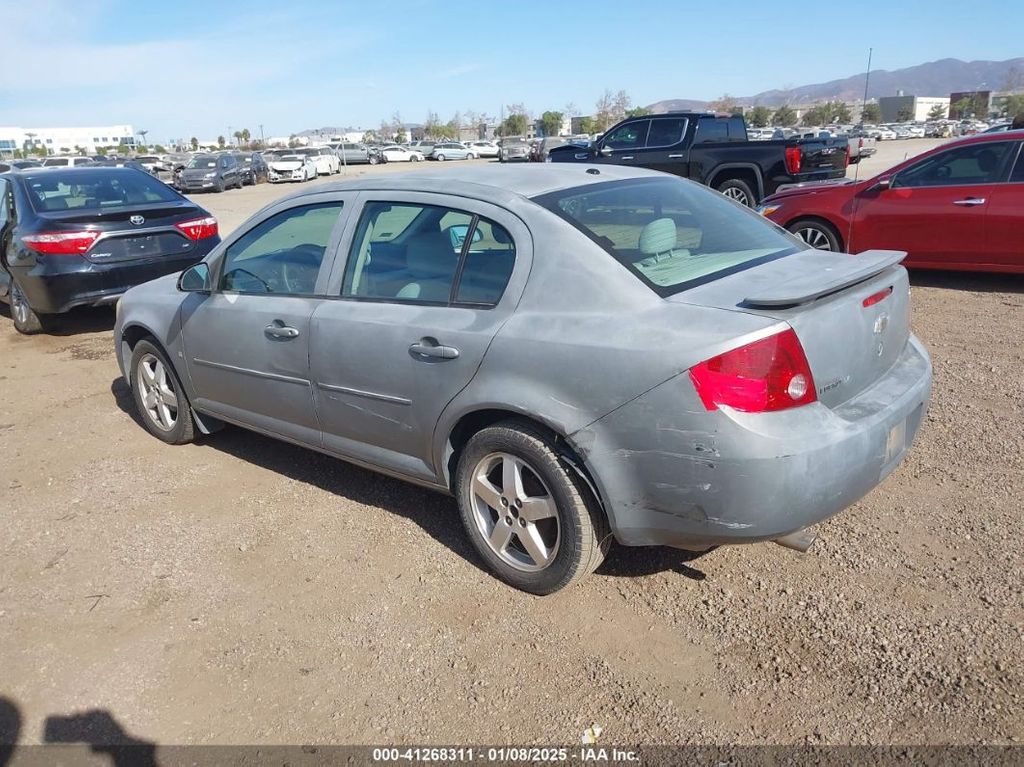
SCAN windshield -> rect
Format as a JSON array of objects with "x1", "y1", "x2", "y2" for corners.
[
  {"x1": 23, "y1": 169, "x2": 180, "y2": 212},
  {"x1": 186, "y1": 156, "x2": 217, "y2": 169},
  {"x1": 532, "y1": 177, "x2": 800, "y2": 295}
]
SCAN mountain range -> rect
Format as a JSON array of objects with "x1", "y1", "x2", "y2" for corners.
[{"x1": 648, "y1": 57, "x2": 1024, "y2": 112}]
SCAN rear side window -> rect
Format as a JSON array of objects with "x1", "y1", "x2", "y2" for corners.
[
  {"x1": 22, "y1": 170, "x2": 180, "y2": 212},
  {"x1": 896, "y1": 141, "x2": 1014, "y2": 188},
  {"x1": 533, "y1": 177, "x2": 799, "y2": 296},
  {"x1": 646, "y1": 118, "x2": 687, "y2": 147},
  {"x1": 694, "y1": 118, "x2": 729, "y2": 143},
  {"x1": 342, "y1": 202, "x2": 515, "y2": 306}
]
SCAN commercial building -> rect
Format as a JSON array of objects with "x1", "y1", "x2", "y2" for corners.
[
  {"x1": 0, "y1": 125, "x2": 138, "y2": 157},
  {"x1": 877, "y1": 95, "x2": 950, "y2": 122}
]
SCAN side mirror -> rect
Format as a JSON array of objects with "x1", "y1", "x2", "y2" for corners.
[
  {"x1": 872, "y1": 177, "x2": 893, "y2": 192},
  {"x1": 178, "y1": 263, "x2": 211, "y2": 293},
  {"x1": 598, "y1": 145, "x2": 613, "y2": 157}
]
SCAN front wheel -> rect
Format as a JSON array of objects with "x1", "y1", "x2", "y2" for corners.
[
  {"x1": 410, "y1": 155, "x2": 420, "y2": 162},
  {"x1": 715, "y1": 178, "x2": 756, "y2": 207},
  {"x1": 436, "y1": 154, "x2": 446, "y2": 161},
  {"x1": 368, "y1": 155, "x2": 379, "y2": 165},
  {"x1": 9, "y1": 281, "x2": 45, "y2": 334},
  {"x1": 130, "y1": 340, "x2": 195, "y2": 445},
  {"x1": 455, "y1": 421, "x2": 609, "y2": 594},
  {"x1": 787, "y1": 218, "x2": 843, "y2": 252}
]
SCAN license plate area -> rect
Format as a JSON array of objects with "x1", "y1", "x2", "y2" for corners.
[{"x1": 883, "y1": 418, "x2": 907, "y2": 468}]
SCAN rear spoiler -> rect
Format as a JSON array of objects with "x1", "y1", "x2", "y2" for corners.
[{"x1": 742, "y1": 250, "x2": 906, "y2": 307}]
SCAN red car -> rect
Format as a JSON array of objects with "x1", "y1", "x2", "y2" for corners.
[{"x1": 757, "y1": 131, "x2": 1024, "y2": 273}]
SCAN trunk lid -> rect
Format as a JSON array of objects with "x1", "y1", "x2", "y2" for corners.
[
  {"x1": 670, "y1": 249, "x2": 911, "y2": 408},
  {"x1": 38, "y1": 201, "x2": 206, "y2": 264}
]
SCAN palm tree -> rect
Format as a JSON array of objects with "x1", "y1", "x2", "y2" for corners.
[
  {"x1": 190, "y1": 137, "x2": 199, "y2": 151},
  {"x1": 217, "y1": 135, "x2": 226, "y2": 149},
  {"x1": 241, "y1": 128, "x2": 251, "y2": 147},
  {"x1": 232, "y1": 130, "x2": 243, "y2": 146}
]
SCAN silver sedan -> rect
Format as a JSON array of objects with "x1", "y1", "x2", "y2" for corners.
[{"x1": 114, "y1": 166, "x2": 931, "y2": 594}]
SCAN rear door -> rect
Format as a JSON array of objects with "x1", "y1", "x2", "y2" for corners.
[
  {"x1": 850, "y1": 140, "x2": 1016, "y2": 267},
  {"x1": 983, "y1": 141, "x2": 1024, "y2": 269},
  {"x1": 181, "y1": 196, "x2": 350, "y2": 442},
  {"x1": 309, "y1": 192, "x2": 527, "y2": 481},
  {"x1": 633, "y1": 116, "x2": 689, "y2": 175}
]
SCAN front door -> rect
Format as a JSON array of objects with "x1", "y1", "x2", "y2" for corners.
[
  {"x1": 850, "y1": 140, "x2": 1017, "y2": 267},
  {"x1": 310, "y1": 194, "x2": 526, "y2": 482},
  {"x1": 593, "y1": 119, "x2": 650, "y2": 168},
  {"x1": 181, "y1": 198, "x2": 348, "y2": 443}
]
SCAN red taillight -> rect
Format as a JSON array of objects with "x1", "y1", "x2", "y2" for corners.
[
  {"x1": 862, "y1": 286, "x2": 893, "y2": 307},
  {"x1": 784, "y1": 146, "x2": 802, "y2": 174},
  {"x1": 175, "y1": 216, "x2": 218, "y2": 241},
  {"x1": 21, "y1": 230, "x2": 100, "y2": 255},
  {"x1": 689, "y1": 328, "x2": 817, "y2": 413}
]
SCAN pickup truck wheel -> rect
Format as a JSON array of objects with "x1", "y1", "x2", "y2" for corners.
[
  {"x1": 455, "y1": 420, "x2": 610, "y2": 594},
  {"x1": 787, "y1": 218, "x2": 842, "y2": 252},
  {"x1": 716, "y1": 178, "x2": 756, "y2": 207}
]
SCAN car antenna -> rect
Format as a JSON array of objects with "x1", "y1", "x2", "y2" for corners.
[{"x1": 849, "y1": 47, "x2": 873, "y2": 252}]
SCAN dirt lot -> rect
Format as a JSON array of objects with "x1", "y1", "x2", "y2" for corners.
[{"x1": 1, "y1": 140, "x2": 1021, "y2": 749}]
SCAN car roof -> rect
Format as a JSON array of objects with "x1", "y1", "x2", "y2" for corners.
[{"x1": 303, "y1": 164, "x2": 664, "y2": 201}]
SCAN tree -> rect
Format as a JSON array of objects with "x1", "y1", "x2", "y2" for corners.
[
  {"x1": 830, "y1": 101, "x2": 852, "y2": 123},
  {"x1": 594, "y1": 89, "x2": 617, "y2": 131},
  {"x1": 927, "y1": 103, "x2": 947, "y2": 120},
  {"x1": 748, "y1": 105, "x2": 772, "y2": 127},
  {"x1": 424, "y1": 110, "x2": 442, "y2": 138},
  {"x1": 95, "y1": 146, "x2": 108, "y2": 157},
  {"x1": 217, "y1": 135, "x2": 226, "y2": 149},
  {"x1": 564, "y1": 102, "x2": 580, "y2": 118},
  {"x1": 896, "y1": 106, "x2": 914, "y2": 122},
  {"x1": 772, "y1": 104, "x2": 797, "y2": 126},
  {"x1": 626, "y1": 107, "x2": 651, "y2": 118},
  {"x1": 232, "y1": 130, "x2": 242, "y2": 146},
  {"x1": 154, "y1": 144, "x2": 167, "y2": 153},
  {"x1": 707, "y1": 93, "x2": 737, "y2": 115},
  {"x1": 190, "y1": 136, "x2": 199, "y2": 151},
  {"x1": 539, "y1": 110, "x2": 564, "y2": 137},
  {"x1": 395, "y1": 128, "x2": 407, "y2": 144},
  {"x1": 577, "y1": 116, "x2": 598, "y2": 135},
  {"x1": 1001, "y1": 93, "x2": 1024, "y2": 119},
  {"x1": 362, "y1": 130, "x2": 379, "y2": 144},
  {"x1": 860, "y1": 102, "x2": 881, "y2": 123},
  {"x1": 241, "y1": 128, "x2": 251, "y2": 145},
  {"x1": 951, "y1": 97, "x2": 975, "y2": 119},
  {"x1": 499, "y1": 112, "x2": 529, "y2": 137},
  {"x1": 73, "y1": 145, "x2": 86, "y2": 156}
]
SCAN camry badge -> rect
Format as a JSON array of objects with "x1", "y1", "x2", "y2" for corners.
[{"x1": 130, "y1": 215, "x2": 145, "y2": 226}]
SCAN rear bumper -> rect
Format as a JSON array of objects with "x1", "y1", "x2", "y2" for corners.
[
  {"x1": 12, "y1": 245, "x2": 216, "y2": 315},
  {"x1": 573, "y1": 335, "x2": 932, "y2": 549}
]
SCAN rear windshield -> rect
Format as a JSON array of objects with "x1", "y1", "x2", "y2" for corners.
[
  {"x1": 532, "y1": 177, "x2": 800, "y2": 295},
  {"x1": 22, "y1": 169, "x2": 180, "y2": 212}
]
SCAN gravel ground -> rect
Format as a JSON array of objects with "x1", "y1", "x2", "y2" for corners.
[{"x1": 0, "y1": 140, "x2": 1020, "y2": 750}]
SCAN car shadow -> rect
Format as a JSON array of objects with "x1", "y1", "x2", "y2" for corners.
[
  {"x1": 110, "y1": 376, "x2": 715, "y2": 584},
  {"x1": 0, "y1": 303, "x2": 115, "y2": 336},
  {"x1": 0, "y1": 695, "x2": 157, "y2": 767},
  {"x1": 909, "y1": 269, "x2": 1024, "y2": 295}
]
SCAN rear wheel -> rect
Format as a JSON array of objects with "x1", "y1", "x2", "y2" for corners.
[
  {"x1": 787, "y1": 218, "x2": 842, "y2": 252},
  {"x1": 130, "y1": 340, "x2": 195, "y2": 445},
  {"x1": 436, "y1": 154, "x2": 446, "y2": 161},
  {"x1": 9, "y1": 281, "x2": 45, "y2": 334},
  {"x1": 455, "y1": 420, "x2": 609, "y2": 594},
  {"x1": 716, "y1": 178, "x2": 756, "y2": 207}
]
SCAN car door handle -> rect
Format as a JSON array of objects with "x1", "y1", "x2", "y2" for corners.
[
  {"x1": 668, "y1": 153, "x2": 684, "y2": 158},
  {"x1": 264, "y1": 323, "x2": 300, "y2": 339},
  {"x1": 952, "y1": 198, "x2": 986, "y2": 206},
  {"x1": 409, "y1": 338, "x2": 459, "y2": 360},
  {"x1": 620, "y1": 155, "x2": 634, "y2": 160}
]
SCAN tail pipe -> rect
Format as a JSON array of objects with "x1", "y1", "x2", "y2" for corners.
[{"x1": 774, "y1": 527, "x2": 818, "y2": 553}]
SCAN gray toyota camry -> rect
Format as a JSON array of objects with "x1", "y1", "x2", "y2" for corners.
[{"x1": 114, "y1": 165, "x2": 931, "y2": 594}]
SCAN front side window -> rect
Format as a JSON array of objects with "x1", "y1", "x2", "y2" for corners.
[
  {"x1": 342, "y1": 202, "x2": 515, "y2": 306},
  {"x1": 533, "y1": 177, "x2": 799, "y2": 296},
  {"x1": 603, "y1": 121, "x2": 649, "y2": 151},
  {"x1": 895, "y1": 141, "x2": 1014, "y2": 188},
  {"x1": 1005, "y1": 145, "x2": 1024, "y2": 183},
  {"x1": 219, "y1": 202, "x2": 344, "y2": 295}
]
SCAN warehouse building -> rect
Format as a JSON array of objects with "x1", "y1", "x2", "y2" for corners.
[
  {"x1": 877, "y1": 94, "x2": 950, "y2": 122},
  {"x1": 0, "y1": 125, "x2": 138, "y2": 157}
]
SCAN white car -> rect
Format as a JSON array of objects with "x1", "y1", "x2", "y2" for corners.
[
  {"x1": 267, "y1": 153, "x2": 317, "y2": 183},
  {"x1": 302, "y1": 147, "x2": 340, "y2": 175},
  {"x1": 906, "y1": 125, "x2": 926, "y2": 138},
  {"x1": 41, "y1": 156, "x2": 95, "y2": 168},
  {"x1": 380, "y1": 145, "x2": 424, "y2": 163},
  {"x1": 463, "y1": 140, "x2": 500, "y2": 158},
  {"x1": 874, "y1": 127, "x2": 897, "y2": 140}
]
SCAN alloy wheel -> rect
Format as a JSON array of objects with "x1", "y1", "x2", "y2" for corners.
[
  {"x1": 470, "y1": 452, "x2": 560, "y2": 572},
  {"x1": 10, "y1": 283, "x2": 30, "y2": 327},
  {"x1": 136, "y1": 353, "x2": 179, "y2": 431},
  {"x1": 722, "y1": 187, "x2": 752, "y2": 206},
  {"x1": 794, "y1": 226, "x2": 834, "y2": 250}
]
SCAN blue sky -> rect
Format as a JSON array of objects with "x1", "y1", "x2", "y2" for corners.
[{"x1": 2, "y1": 0, "x2": 1022, "y2": 142}]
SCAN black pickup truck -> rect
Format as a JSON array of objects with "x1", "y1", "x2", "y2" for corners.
[{"x1": 548, "y1": 112, "x2": 849, "y2": 206}]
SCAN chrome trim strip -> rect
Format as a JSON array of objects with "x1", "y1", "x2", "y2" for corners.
[
  {"x1": 192, "y1": 357, "x2": 309, "y2": 386},
  {"x1": 316, "y1": 381, "x2": 411, "y2": 406}
]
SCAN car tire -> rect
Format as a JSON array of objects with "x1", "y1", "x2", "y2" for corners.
[
  {"x1": 715, "y1": 178, "x2": 756, "y2": 207},
  {"x1": 215, "y1": 179, "x2": 225, "y2": 193},
  {"x1": 369, "y1": 155, "x2": 379, "y2": 165},
  {"x1": 9, "y1": 280, "x2": 46, "y2": 335},
  {"x1": 468, "y1": 153, "x2": 477, "y2": 160},
  {"x1": 411, "y1": 155, "x2": 420, "y2": 162},
  {"x1": 455, "y1": 420, "x2": 610, "y2": 594},
  {"x1": 787, "y1": 218, "x2": 843, "y2": 252},
  {"x1": 129, "y1": 339, "x2": 196, "y2": 445},
  {"x1": 436, "y1": 154, "x2": 446, "y2": 161}
]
